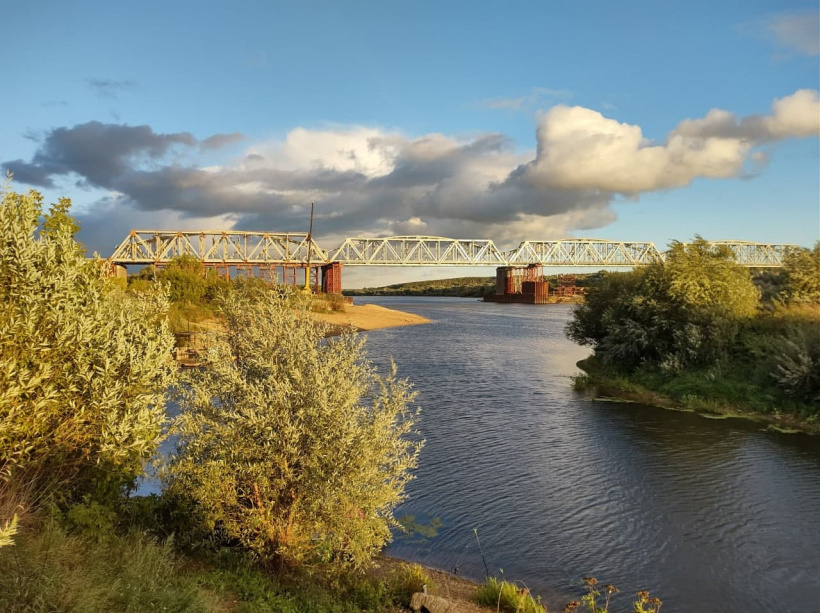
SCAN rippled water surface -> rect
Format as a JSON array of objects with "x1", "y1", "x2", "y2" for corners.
[{"x1": 354, "y1": 296, "x2": 820, "y2": 613}]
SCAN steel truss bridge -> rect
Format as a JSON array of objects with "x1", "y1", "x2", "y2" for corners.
[{"x1": 109, "y1": 231, "x2": 797, "y2": 268}]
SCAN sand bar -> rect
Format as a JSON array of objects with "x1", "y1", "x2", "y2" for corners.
[{"x1": 312, "y1": 303, "x2": 430, "y2": 335}]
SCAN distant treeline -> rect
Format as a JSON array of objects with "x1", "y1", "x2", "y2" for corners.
[{"x1": 345, "y1": 273, "x2": 602, "y2": 297}]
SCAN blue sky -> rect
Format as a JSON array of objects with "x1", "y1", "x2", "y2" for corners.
[{"x1": 2, "y1": 1, "x2": 818, "y2": 285}]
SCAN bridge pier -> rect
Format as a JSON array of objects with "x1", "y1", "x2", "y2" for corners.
[
  {"x1": 321, "y1": 262, "x2": 342, "y2": 294},
  {"x1": 485, "y1": 265, "x2": 549, "y2": 304}
]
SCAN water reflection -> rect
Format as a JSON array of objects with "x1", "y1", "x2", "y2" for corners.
[{"x1": 355, "y1": 296, "x2": 820, "y2": 613}]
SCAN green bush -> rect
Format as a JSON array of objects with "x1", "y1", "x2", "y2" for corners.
[
  {"x1": 567, "y1": 237, "x2": 759, "y2": 374},
  {"x1": 771, "y1": 323, "x2": 820, "y2": 403},
  {"x1": 165, "y1": 287, "x2": 422, "y2": 572},
  {"x1": 780, "y1": 242, "x2": 820, "y2": 304},
  {"x1": 387, "y1": 562, "x2": 436, "y2": 605},
  {"x1": 0, "y1": 185, "x2": 175, "y2": 505}
]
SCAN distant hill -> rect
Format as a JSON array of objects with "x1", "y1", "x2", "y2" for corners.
[
  {"x1": 344, "y1": 276, "x2": 495, "y2": 297},
  {"x1": 344, "y1": 272, "x2": 605, "y2": 297}
]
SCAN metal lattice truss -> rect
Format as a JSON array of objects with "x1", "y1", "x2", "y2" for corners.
[
  {"x1": 109, "y1": 231, "x2": 797, "y2": 268},
  {"x1": 110, "y1": 231, "x2": 328, "y2": 265},
  {"x1": 329, "y1": 237, "x2": 508, "y2": 266},
  {"x1": 505, "y1": 240, "x2": 663, "y2": 267},
  {"x1": 706, "y1": 241, "x2": 797, "y2": 268}
]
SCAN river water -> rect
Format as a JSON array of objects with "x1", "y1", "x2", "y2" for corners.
[{"x1": 353, "y1": 296, "x2": 820, "y2": 613}]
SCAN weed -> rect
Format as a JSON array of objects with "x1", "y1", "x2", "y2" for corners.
[
  {"x1": 0, "y1": 520, "x2": 213, "y2": 612},
  {"x1": 386, "y1": 562, "x2": 436, "y2": 605},
  {"x1": 475, "y1": 576, "x2": 544, "y2": 613}
]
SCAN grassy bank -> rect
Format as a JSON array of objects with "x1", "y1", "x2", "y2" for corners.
[
  {"x1": 2, "y1": 512, "x2": 663, "y2": 613},
  {"x1": 0, "y1": 516, "x2": 429, "y2": 612},
  {"x1": 574, "y1": 355, "x2": 819, "y2": 435}
]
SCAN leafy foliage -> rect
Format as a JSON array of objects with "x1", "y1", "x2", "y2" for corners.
[
  {"x1": 134, "y1": 254, "x2": 230, "y2": 305},
  {"x1": 780, "y1": 242, "x2": 820, "y2": 304},
  {"x1": 0, "y1": 186, "x2": 176, "y2": 503},
  {"x1": 165, "y1": 287, "x2": 422, "y2": 572},
  {"x1": 771, "y1": 322, "x2": 820, "y2": 403},
  {"x1": 567, "y1": 238, "x2": 759, "y2": 374}
]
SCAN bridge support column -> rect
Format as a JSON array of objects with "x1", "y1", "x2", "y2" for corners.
[
  {"x1": 321, "y1": 262, "x2": 342, "y2": 294},
  {"x1": 485, "y1": 265, "x2": 548, "y2": 304}
]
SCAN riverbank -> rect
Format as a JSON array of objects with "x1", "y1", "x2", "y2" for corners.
[
  {"x1": 312, "y1": 302, "x2": 431, "y2": 335},
  {"x1": 0, "y1": 513, "x2": 494, "y2": 613},
  {"x1": 575, "y1": 356, "x2": 820, "y2": 435}
]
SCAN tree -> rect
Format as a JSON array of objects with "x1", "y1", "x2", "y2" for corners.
[
  {"x1": 781, "y1": 242, "x2": 820, "y2": 304},
  {"x1": 660, "y1": 237, "x2": 759, "y2": 318},
  {"x1": 567, "y1": 238, "x2": 760, "y2": 373},
  {"x1": 0, "y1": 185, "x2": 176, "y2": 503},
  {"x1": 165, "y1": 287, "x2": 422, "y2": 571},
  {"x1": 149, "y1": 255, "x2": 230, "y2": 304}
]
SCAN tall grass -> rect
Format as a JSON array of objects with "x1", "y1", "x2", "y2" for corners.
[
  {"x1": 475, "y1": 576, "x2": 544, "y2": 613},
  {"x1": 0, "y1": 521, "x2": 212, "y2": 612}
]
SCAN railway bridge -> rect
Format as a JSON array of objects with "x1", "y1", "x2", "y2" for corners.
[{"x1": 108, "y1": 231, "x2": 797, "y2": 294}]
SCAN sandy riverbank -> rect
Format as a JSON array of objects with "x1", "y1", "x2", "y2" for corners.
[{"x1": 312, "y1": 303, "x2": 431, "y2": 335}]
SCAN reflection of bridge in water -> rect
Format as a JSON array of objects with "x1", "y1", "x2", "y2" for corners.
[{"x1": 109, "y1": 231, "x2": 798, "y2": 293}]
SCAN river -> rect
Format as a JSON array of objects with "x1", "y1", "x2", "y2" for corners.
[{"x1": 352, "y1": 296, "x2": 820, "y2": 613}]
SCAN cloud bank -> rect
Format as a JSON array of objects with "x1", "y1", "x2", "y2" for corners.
[{"x1": 3, "y1": 90, "x2": 818, "y2": 253}]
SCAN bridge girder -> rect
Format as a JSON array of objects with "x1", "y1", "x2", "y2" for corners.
[
  {"x1": 108, "y1": 231, "x2": 798, "y2": 268},
  {"x1": 110, "y1": 230, "x2": 328, "y2": 265}
]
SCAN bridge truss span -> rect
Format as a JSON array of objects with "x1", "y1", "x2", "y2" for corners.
[
  {"x1": 506, "y1": 239, "x2": 663, "y2": 267},
  {"x1": 109, "y1": 231, "x2": 799, "y2": 269},
  {"x1": 329, "y1": 236, "x2": 508, "y2": 266},
  {"x1": 110, "y1": 230, "x2": 328, "y2": 265},
  {"x1": 706, "y1": 241, "x2": 798, "y2": 268}
]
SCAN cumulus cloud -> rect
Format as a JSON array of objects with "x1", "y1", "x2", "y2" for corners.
[
  {"x1": 3, "y1": 89, "x2": 818, "y2": 254},
  {"x1": 522, "y1": 89, "x2": 820, "y2": 193}
]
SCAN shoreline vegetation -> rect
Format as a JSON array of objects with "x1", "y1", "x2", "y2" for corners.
[
  {"x1": 574, "y1": 356, "x2": 820, "y2": 436},
  {"x1": 567, "y1": 238, "x2": 820, "y2": 436}
]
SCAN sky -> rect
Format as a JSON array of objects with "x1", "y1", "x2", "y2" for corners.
[{"x1": 2, "y1": 1, "x2": 819, "y2": 287}]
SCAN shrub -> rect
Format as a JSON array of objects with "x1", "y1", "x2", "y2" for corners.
[
  {"x1": 567, "y1": 238, "x2": 759, "y2": 373},
  {"x1": 387, "y1": 562, "x2": 436, "y2": 605},
  {"x1": 780, "y1": 242, "x2": 820, "y2": 304},
  {"x1": 475, "y1": 576, "x2": 544, "y2": 613},
  {"x1": 771, "y1": 324, "x2": 820, "y2": 403},
  {"x1": 165, "y1": 287, "x2": 422, "y2": 572},
  {"x1": 0, "y1": 185, "x2": 176, "y2": 505}
]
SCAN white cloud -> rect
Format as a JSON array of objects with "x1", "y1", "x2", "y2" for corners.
[
  {"x1": 523, "y1": 89, "x2": 820, "y2": 194},
  {"x1": 6, "y1": 89, "x2": 818, "y2": 256}
]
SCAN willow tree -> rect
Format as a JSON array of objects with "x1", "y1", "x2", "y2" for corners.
[
  {"x1": 568, "y1": 237, "x2": 760, "y2": 373},
  {"x1": 0, "y1": 184, "x2": 175, "y2": 505},
  {"x1": 165, "y1": 288, "x2": 422, "y2": 571}
]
